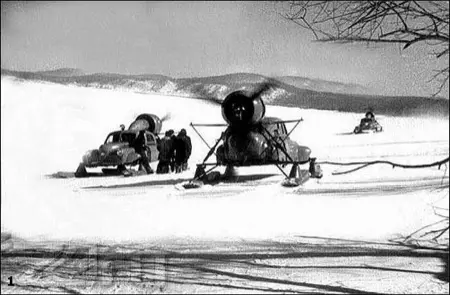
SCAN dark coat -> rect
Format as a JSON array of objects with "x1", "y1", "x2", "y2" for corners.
[
  {"x1": 134, "y1": 132, "x2": 146, "y2": 153},
  {"x1": 158, "y1": 136, "x2": 174, "y2": 162},
  {"x1": 170, "y1": 135, "x2": 177, "y2": 158},
  {"x1": 174, "y1": 134, "x2": 192, "y2": 163}
]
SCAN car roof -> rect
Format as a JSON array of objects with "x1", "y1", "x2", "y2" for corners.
[{"x1": 107, "y1": 130, "x2": 137, "y2": 136}]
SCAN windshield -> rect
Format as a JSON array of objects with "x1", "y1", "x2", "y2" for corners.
[
  {"x1": 104, "y1": 131, "x2": 136, "y2": 145},
  {"x1": 121, "y1": 132, "x2": 136, "y2": 145},
  {"x1": 105, "y1": 132, "x2": 121, "y2": 144}
]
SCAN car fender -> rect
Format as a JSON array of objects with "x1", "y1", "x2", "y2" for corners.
[{"x1": 82, "y1": 149, "x2": 100, "y2": 165}]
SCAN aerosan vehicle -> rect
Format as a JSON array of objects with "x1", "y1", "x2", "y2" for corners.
[
  {"x1": 185, "y1": 82, "x2": 323, "y2": 188},
  {"x1": 353, "y1": 111, "x2": 383, "y2": 134},
  {"x1": 75, "y1": 114, "x2": 161, "y2": 177}
]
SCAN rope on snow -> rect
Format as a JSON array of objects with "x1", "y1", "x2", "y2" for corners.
[{"x1": 316, "y1": 157, "x2": 450, "y2": 176}]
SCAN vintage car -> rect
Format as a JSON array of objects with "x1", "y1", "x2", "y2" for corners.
[
  {"x1": 75, "y1": 114, "x2": 161, "y2": 177},
  {"x1": 353, "y1": 118, "x2": 383, "y2": 134}
]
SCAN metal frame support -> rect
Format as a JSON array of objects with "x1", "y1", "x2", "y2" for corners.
[
  {"x1": 192, "y1": 164, "x2": 219, "y2": 181},
  {"x1": 286, "y1": 118, "x2": 303, "y2": 138},
  {"x1": 190, "y1": 122, "x2": 212, "y2": 149},
  {"x1": 274, "y1": 164, "x2": 290, "y2": 178},
  {"x1": 289, "y1": 163, "x2": 300, "y2": 178},
  {"x1": 261, "y1": 126, "x2": 295, "y2": 163},
  {"x1": 201, "y1": 130, "x2": 226, "y2": 164}
]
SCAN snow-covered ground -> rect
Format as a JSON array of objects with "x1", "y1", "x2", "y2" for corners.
[
  {"x1": 1, "y1": 76, "x2": 448, "y2": 243},
  {"x1": 1, "y1": 76, "x2": 449, "y2": 293}
]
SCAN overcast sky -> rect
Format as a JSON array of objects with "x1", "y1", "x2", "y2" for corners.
[{"x1": 1, "y1": 1, "x2": 448, "y2": 97}]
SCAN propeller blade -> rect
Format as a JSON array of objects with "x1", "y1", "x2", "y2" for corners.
[
  {"x1": 197, "y1": 77, "x2": 282, "y2": 107},
  {"x1": 208, "y1": 96, "x2": 223, "y2": 106},
  {"x1": 160, "y1": 112, "x2": 172, "y2": 122},
  {"x1": 249, "y1": 78, "x2": 281, "y2": 100}
]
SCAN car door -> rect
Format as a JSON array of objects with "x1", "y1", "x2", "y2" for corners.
[{"x1": 145, "y1": 132, "x2": 160, "y2": 162}]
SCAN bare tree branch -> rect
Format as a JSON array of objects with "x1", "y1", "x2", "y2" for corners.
[{"x1": 280, "y1": 1, "x2": 449, "y2": 96}]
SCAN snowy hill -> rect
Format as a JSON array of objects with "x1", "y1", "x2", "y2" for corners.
[
  {"x1": 1, "y1": 75, "x2": 449, "y2": 293},
  {"x1": 1, "y1": 75, "x2": 449, "y2": 241},
  {"x1": 2, "y1": 68, "x2": 448, "y2": 117},
  {"x1": 276, "y1": 75, "x2": 374, "y2": 95}
]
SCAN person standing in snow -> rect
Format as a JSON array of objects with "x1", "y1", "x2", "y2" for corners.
[
  {"x1": 156, "y1": 131, "x2": 174, "y2": 174},
  {"x1": 167, "y1": 129, "x2": 177, "y2": 172},
  {"x1": 174, "y1": 128, "x2": 192, "y2": 173},
  {"x1": 134, "y1": 130, "x2": 154, "y2": 174}
]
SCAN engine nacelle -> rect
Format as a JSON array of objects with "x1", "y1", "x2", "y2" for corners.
[
  {"x1": 128, "y1": 113, "x2": 162, "y2": 134},
  {"x1": 221, "y1": 90, "x2": 266, "y2": 126}
]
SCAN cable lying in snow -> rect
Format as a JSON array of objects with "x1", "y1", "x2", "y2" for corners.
[{"x1": 317, "y1": 157, "x2": 450, "y2": 176}]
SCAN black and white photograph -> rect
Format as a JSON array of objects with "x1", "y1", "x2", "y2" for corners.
[{"x1": 1, "y1": 1, "x2": 449, "y2": 293}]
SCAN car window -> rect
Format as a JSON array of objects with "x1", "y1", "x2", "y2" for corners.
[
  {"x1": 105, "y1": 132, "x2": 121, "y2": 144},
  {"x1": 105, "y1": 135, "x2": 113, "y2": 144},
  {"x1": 121, "y1": 133, "x2": 136, "y2": 145},
  {"x1": 262, "y1": 122, "x2": 276, "y2": 134},
  {"x1": 277, "y1": 123, "x2": 285, "y2": 135}
]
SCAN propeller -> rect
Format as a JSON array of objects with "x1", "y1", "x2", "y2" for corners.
[
  {"x1": 160, "y1": 112, "x2": 172, "y2": 122},
  {"x1": 248, "y1": 78, "x2": 281, "y2": 100},
  {"x1": 204, "y1": 78, "x2": 282, "y2": 107},
  {"x1": 220, "y1": 78, "x2": 282, "y2": 126}
]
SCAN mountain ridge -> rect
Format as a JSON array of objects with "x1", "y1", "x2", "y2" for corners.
[{"x1": 1, "y1": 68, "x2": 448, "y2": 117}]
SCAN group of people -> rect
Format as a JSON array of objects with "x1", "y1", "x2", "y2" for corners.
[
  {"x1": 127, "y1": 127, "x2": 192, "y2": 175},
  {"x1": 118, "y1": 125, "x2": 192, "y2": 175},
  {"x1": 156, "y1": 129, "x2": 192, "y2": 174}
]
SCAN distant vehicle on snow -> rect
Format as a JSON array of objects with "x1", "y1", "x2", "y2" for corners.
[{"x1": 353, "y1": 111, "x2": 383, "y2": 134}]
